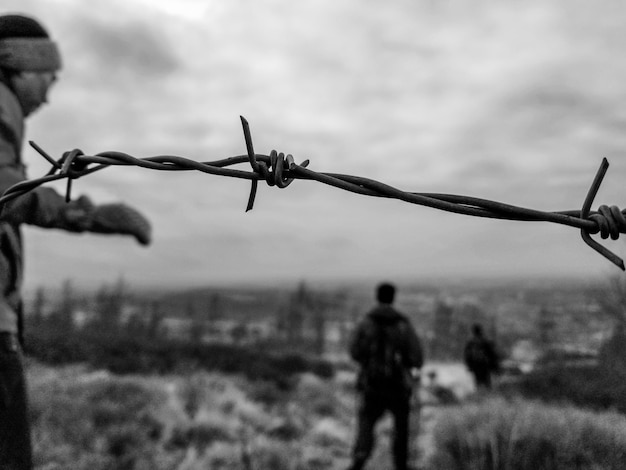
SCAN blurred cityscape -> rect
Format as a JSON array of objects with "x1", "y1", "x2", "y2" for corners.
[{"x1": 23, "y1": 276, "x2": 616, "y2": 369}]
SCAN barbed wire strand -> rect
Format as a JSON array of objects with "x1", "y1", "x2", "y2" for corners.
[{"x1": 1, "y1": 116, "x2": 624, "y2": 271}]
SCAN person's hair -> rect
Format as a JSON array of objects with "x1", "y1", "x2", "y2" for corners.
[
  {"x1": 376, "y1": 282, "x2": 396, "y2": 304},
  {"x1": 472, "y1": 323, "x2": 483, "y2": 336}
]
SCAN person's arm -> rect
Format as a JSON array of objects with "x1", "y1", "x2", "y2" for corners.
[
  {"x1": 2, "y1": 187, "x2": 151, "y2": 245},
  {"x1": 0, "y1": 135, "x2": 151, "y2": 244},
  {"x1": 2, "y1": 184, "x2": 88, "y2": 229},
  {"x1": 0, "y1": 125, "x2": 78, "y2": 230},
  {"x1": 349, "y1": 319, "x2": 370, "y2": 365}
]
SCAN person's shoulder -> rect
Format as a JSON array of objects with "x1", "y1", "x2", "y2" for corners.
[
  {"x1": 485, "y1": 338, "x2": 497, "y2": 349},
  {"x1": 390, "y1": 310, "x2": 418, "y2": 334},
  {"x1": 367, "y1": 305, "x2": 407, "y2": 322},
  {"x1": 355, "y1": 312, "x2": 378, "y2": 331},
  {"x1": 466, "y1": 337, "x2": 484, "y2": 348},
  {"x1": 389, "y1": 307, "x2": 412, "y2": 323},
  {"x1": 395, "y1": 309, "x2": 411, "y2": 322}
]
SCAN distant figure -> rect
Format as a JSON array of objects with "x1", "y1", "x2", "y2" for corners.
[
  {"x1": 347, "y1": 282, "x2": 423, "y2": 470},
  {"x1": 0, "y1": 14, "x2": 151, "y2": 469},
  {"x1": 464, "y1": 323, "x2": 500, "y2": 390}
]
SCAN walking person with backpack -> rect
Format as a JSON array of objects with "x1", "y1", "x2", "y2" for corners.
[
  {"x1": 464, "y1": 323, "x2": 500, "y2": 390},
  {"x1": 347, "y1": 282, "x2": 423, "y2": 470}
]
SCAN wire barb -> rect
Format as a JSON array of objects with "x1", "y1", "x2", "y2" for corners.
[
  {"x1": 240, "y1": 116, "x2": 261, "y2": 212},
  {"x1": 29, "y1": 140, "x2": 62, "y2": 171},
  {"x1": 0, "y1": 117, "x2": 624, "y2": 271},
  {"x1": 580, "y1": 158, "x2": 625, "y2": 270}
]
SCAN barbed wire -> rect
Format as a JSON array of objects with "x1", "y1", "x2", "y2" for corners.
[{"x1": 1, "y1": 116, "x2": 625, "y2": 271}]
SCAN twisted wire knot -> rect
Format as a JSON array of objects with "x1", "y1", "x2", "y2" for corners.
[
  {"x1": 588, "y1": 205, "x2": 626, "y2": 240},
  {"x1": 253, "y1": 150, "x2": 295, "y2": 188},
  {"x1": 60, "y1": 148, "x2": 88, "y2": 202},
  {"x1": 240, "y1": 117, "x2": 310, "y2": 211},
  {"x1": 61, "y1": 149, "x2": 89, "y2": 174},
  {"x1": 244, "y1": 149, "x2": 310, "y2": 210}
]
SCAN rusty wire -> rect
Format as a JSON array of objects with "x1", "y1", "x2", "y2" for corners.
[{"x1": 1, "y1": 116, "x2": 625, "y2": 270}]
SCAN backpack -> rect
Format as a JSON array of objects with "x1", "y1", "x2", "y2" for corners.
[
  {"x1": 465, "y1": 339, "x2": 493, "y2": 371},
  {"x1": 361, "y1": 318, "x2": 410, "y2": 393}
]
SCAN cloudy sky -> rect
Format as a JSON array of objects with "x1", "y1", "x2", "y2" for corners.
[{"x1": 4, "y1": 0, "x2": 626, "y2": 291}]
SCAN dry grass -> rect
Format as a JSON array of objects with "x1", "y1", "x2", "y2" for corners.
[
  {"x1": 428, "y1": 395, "x2": 626, "y2": 470},
  {"x1": 28, "y1": 359, "x2": 626, "y2": 469},
  {"x1": 26, "y1": 361, "x2": 354, "y2": 470}
]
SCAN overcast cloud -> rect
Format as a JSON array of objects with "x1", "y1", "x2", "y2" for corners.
[{"x1": 3, "y1": 0, "x2": 626, "y2": 291}]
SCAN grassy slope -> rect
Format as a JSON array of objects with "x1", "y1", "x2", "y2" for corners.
[
  {"x1": 27, "y1": 360, "x2": 358, "y2": 470},
  {"x1": 27, "y1": 359, "x2": 626, "y2": 470}
]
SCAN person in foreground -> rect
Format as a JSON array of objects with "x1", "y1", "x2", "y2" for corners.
[
  {"x1": 347, "y1": 282, "x2": 424, "y2": 470},
  {"x1": 0, "y1": 14, "x2": 151, "y2": 469}
]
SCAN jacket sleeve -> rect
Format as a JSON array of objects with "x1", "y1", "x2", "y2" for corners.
[
  {"x1": 1, "y1": 184, "x2": 95, "y2": 232},
  {"x1": 0, "y1": 131, "x2": 113, "y2": 233},
  {"x1": 0, "y1": 163, "x2": 151, "y2": 244},
  {"x1": 0, "y1": 119, "x2": 87, "y2": 230},
  {"x1": 349, "y1": 319, "x2": 371, "y2": 365}
]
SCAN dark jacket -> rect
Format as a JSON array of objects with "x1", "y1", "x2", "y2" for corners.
[
  {"x1": 464, "y1": 336, "x2": 500, "y2": 373},
  {"x1": 0, "y1": 81, "x2": 92, "y2": 338},
  {"x1": 350, "y1": 304, "x2": 423, "y2": 391}
]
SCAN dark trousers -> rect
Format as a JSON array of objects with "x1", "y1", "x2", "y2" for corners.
[
  {"x1": 350, "y1": 390, "x2": 411, "y2": 470},
  {"x1": 0, "y1": 334, "x2": 32, "y2": 470},
  {"x1": 472, "y1": 368, "x2": 492, "y2": 389}
]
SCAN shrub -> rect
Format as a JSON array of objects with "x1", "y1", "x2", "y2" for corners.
[
  {"x1": 166, "y1": 422, "x2": 235, "y2": 452},
  {"x1": 27, "y1": 362, "x2": 348, "y2": 470},
  {"x1": 294, "y1": 373, "x2": 342, "y2": 418},
  {"x1": 428, "y1": 397, "x2": 626, "y2": 470},
  {"x1": 29, "y1": 374, "x2": 175, "y2": 469},
  {"x1": 598, "y1": 324, "x2": 626, "y2": 370},
  {"x1": 177, "y1": 373, "x2": 212, "y2": 419},
  {"x1": 250, "y1": 441, "x2": 294, "y2": 470},
  {"x1": 266, "y1": 417, "x2": 304, "y2": 441},
  {"x1": 502, "y1": 363, "x2": 626, "y2": 413},
  {"x1": 247, "y1": 380, "x2": 287, "y2": 407},
  {"x1": 25, "y1": 328, "x2": 335, "y2": 389}
]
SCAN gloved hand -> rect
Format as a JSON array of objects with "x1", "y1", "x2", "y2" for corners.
[
  {"x1": 90, "y1": 203, "x2": 152, "y2": 246},
  {"x1": 61, "y1": 195, "x2": 96, "y2": 232},
  {"x1": 2, "y1": 189, "x2": 151, "y2": 245}
]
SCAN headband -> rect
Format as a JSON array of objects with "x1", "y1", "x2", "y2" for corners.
[{"x1": 0, "y1": 37, "x2": 61, "y2": 72}]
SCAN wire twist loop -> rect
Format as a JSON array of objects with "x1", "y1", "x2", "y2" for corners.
[
  {"x1": 240, "y1": 116, "x2": 309, "y2": 210},
  {"x1": 588, "y1": 205, "x2": 626, "y2": 240},
  {"x1": 59, "y1": 149, "x2": 89, "y2": 202}
]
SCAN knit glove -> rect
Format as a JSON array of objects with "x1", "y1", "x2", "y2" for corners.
[
  {"x1": 61, "y1": 195, "x2": 96, "y2": 232},
  {"x1": 90, "y1": 203, "x2": 152, "y2": 246}
]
